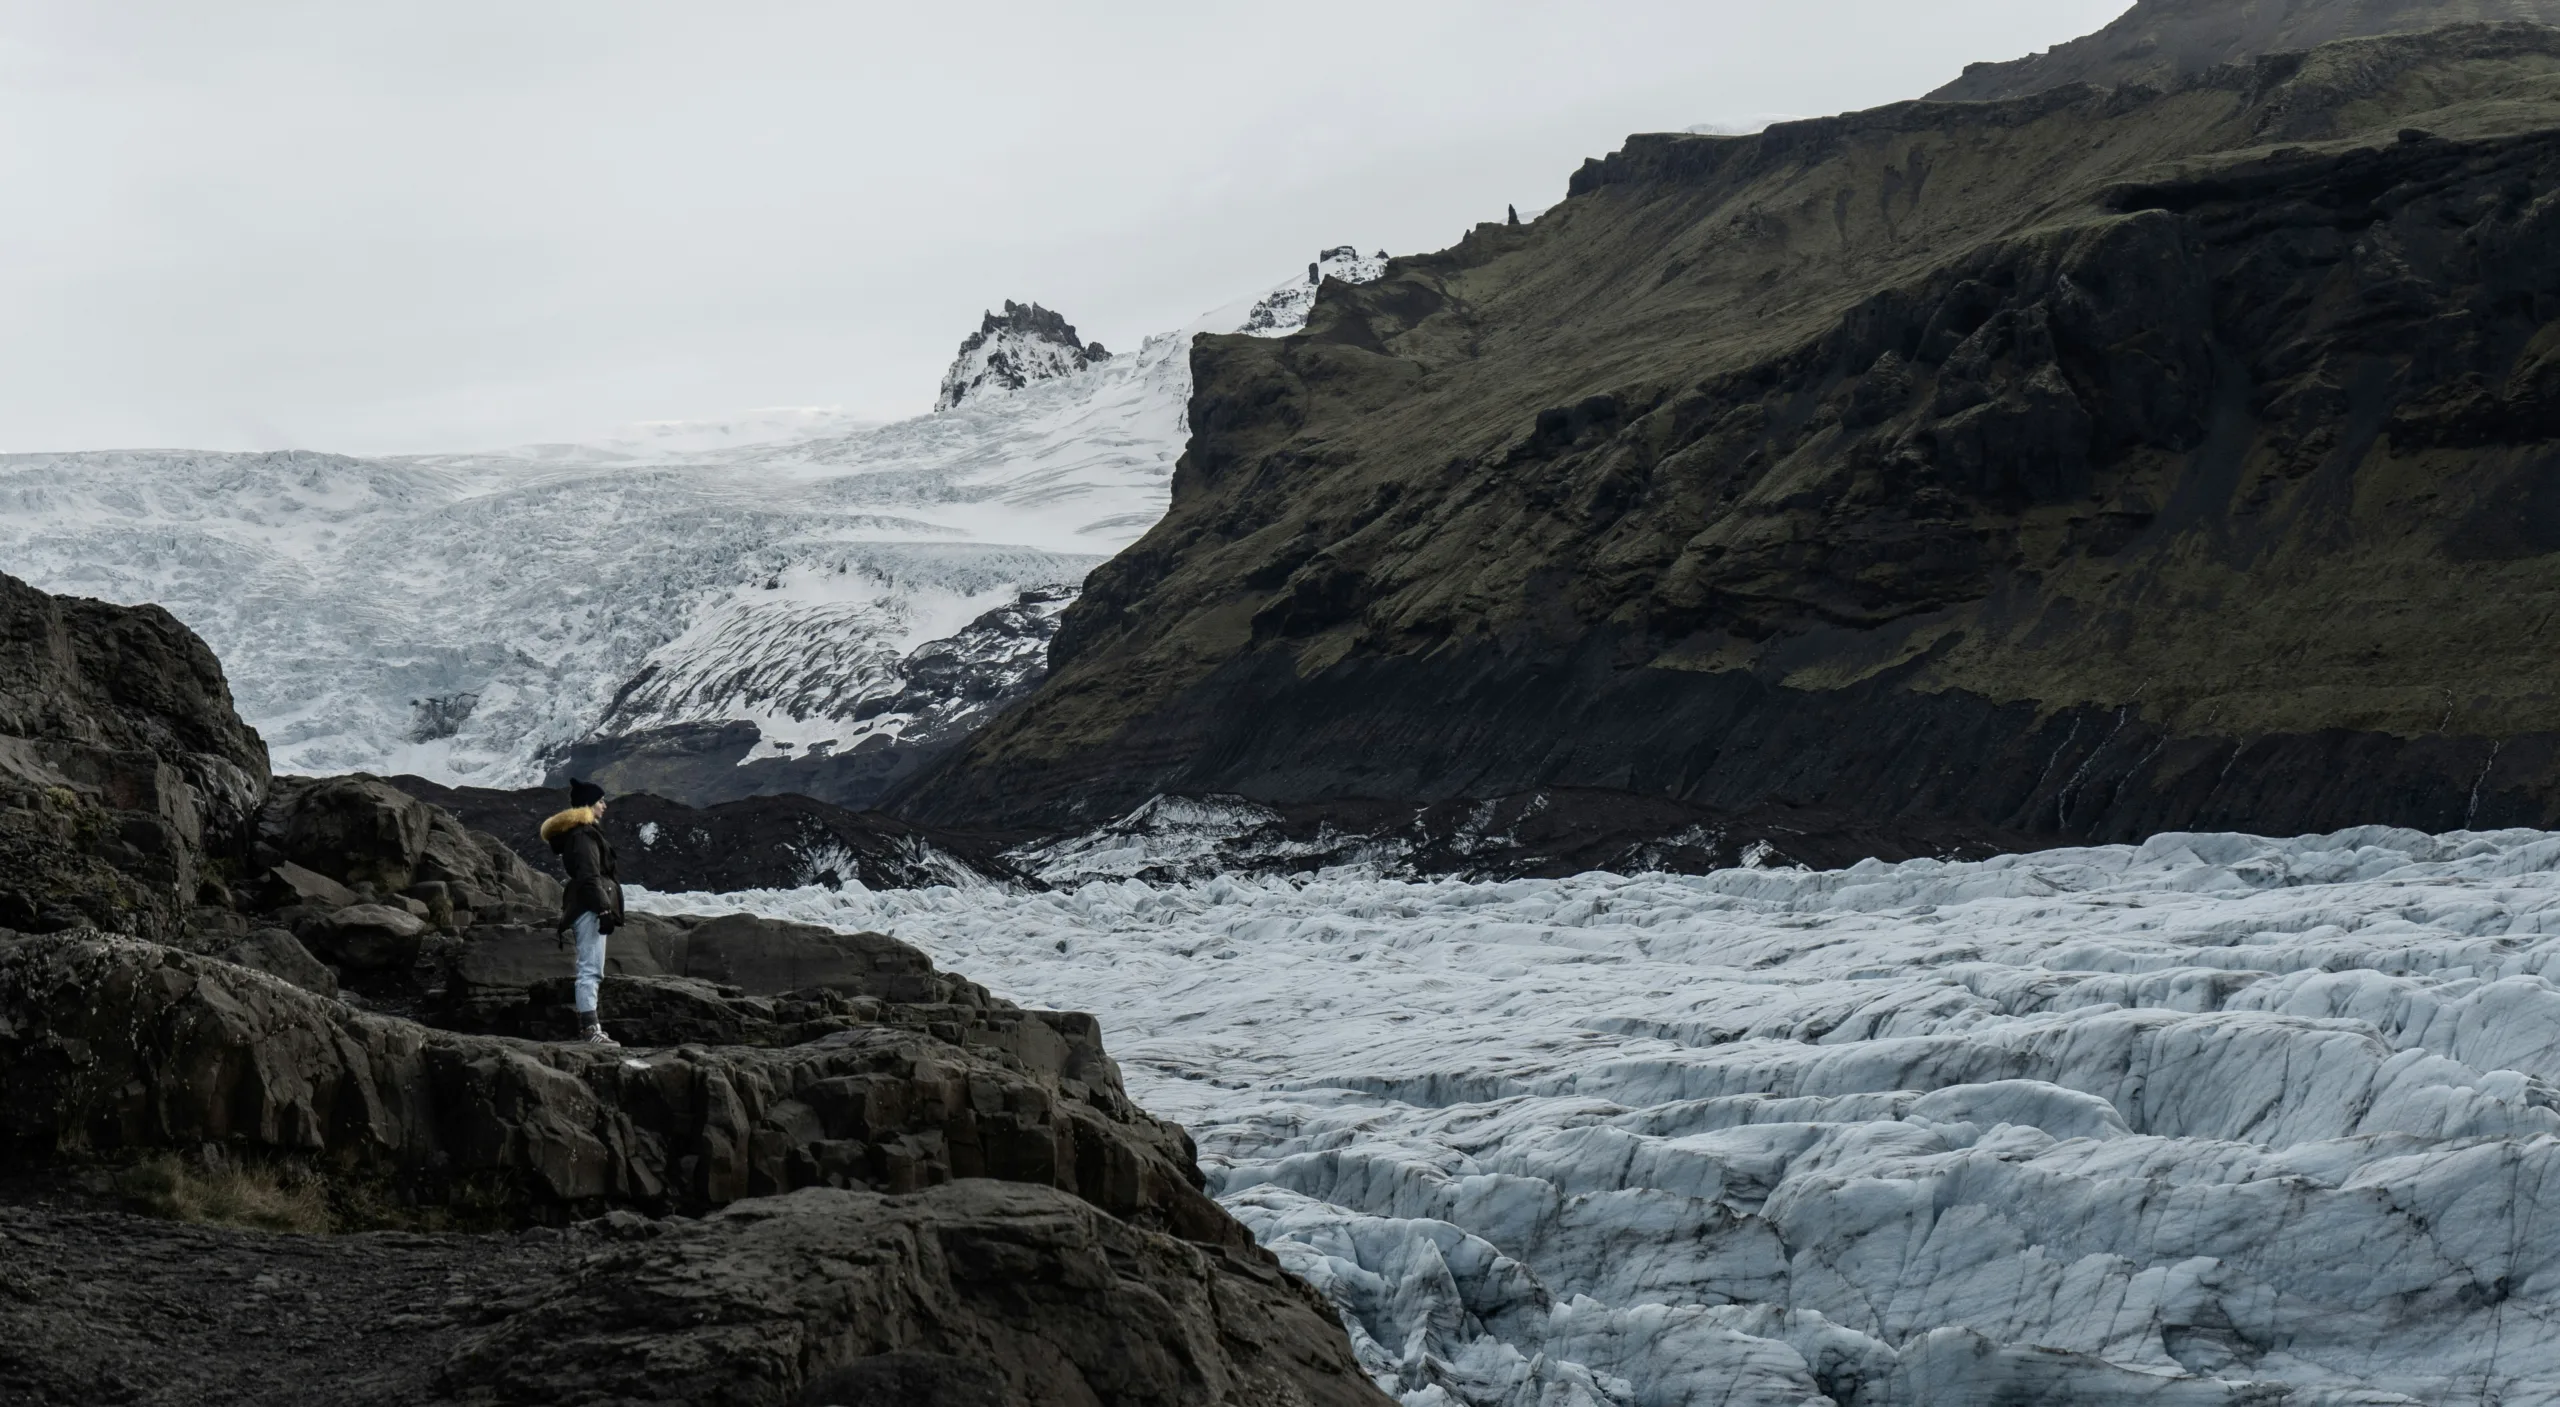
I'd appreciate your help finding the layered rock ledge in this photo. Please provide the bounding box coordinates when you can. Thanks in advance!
[0,932,1229,1236]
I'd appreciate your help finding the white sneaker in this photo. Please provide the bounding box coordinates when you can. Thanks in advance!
[579,1024,620,1047]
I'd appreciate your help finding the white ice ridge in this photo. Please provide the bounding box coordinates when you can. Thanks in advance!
[635,825,2560,1406]
[0,252,1381,786]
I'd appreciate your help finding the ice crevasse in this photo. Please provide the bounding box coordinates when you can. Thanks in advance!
[640,825,2560,1406]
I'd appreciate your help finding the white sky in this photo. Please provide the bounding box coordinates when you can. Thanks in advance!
[0,1,2133,455]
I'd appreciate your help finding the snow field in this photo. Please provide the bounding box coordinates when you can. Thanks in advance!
[636,826,2560,1406]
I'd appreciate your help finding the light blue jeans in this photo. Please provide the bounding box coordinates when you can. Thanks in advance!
[571,910,606,1017]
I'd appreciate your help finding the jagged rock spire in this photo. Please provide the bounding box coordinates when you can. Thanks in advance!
[935,300,1111,412]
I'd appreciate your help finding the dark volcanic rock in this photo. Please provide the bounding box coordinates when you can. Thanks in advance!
[0,932,1227,1237]
[220,926,339,998]
[0,578,1390,1405]
[444,1183,1385,1407]
[0,571,270,937]
[259,773,562,923]
[277,774,431,891]
[390,774,1021,892]
[431,911,1063,1051]
[0,921,1394,1405]
[0,1184,1388,1407]
[305,901,428,972]
[1930,0,2560,102]
[678,912,975,998]
[0,1196,571,1407]
[899,25,2560,846]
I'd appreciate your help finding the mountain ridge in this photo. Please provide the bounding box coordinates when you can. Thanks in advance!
[897,20,2560,843]
[1933,0,2560,101]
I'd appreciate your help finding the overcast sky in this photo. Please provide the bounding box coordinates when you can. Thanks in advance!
[0,1,2133,455]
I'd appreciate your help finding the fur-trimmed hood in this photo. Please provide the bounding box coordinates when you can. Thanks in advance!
[541,806,600,844]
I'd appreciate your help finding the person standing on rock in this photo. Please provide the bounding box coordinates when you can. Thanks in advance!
[542,779,625,1046]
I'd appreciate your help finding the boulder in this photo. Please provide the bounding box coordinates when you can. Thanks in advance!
[255,775,562,918]
[181,904,252,948]
[302,903,426,972]
[274,775,428,892]
[0,933,1224,1237]
[405,880,454,930]
[220,927,338,998]
[683,913,989,1004]
[418,809,560,911]
[440,1183,1390,1407]
[260,861,358,913]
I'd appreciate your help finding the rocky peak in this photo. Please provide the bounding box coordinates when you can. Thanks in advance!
[934,300,1111,412]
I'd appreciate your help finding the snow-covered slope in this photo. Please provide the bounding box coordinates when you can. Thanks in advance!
[644,825,2560,1406]
[0,252,1383,790]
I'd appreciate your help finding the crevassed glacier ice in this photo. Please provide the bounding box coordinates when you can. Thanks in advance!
[0,254,1377,786]
[637,825,2560,1406]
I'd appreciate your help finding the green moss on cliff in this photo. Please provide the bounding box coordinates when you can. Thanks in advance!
[906,23,2560,837]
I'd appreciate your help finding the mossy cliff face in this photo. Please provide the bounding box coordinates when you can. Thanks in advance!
[0,572,270,934]
[906,24,2560,840]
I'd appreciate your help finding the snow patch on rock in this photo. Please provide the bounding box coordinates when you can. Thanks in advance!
[1239,246,1391,338]
[935,300,1113,413]
[639,824,2560,1406]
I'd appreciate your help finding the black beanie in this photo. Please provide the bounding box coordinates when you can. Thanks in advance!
[569,778,605,809]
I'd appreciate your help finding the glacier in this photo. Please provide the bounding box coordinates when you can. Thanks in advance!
[0,255,1374,789]
[636,825,2560,1406]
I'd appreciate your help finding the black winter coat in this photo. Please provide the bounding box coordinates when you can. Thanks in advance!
[549,821,625,934]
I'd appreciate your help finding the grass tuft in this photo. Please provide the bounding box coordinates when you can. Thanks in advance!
[117,1153,334,1234]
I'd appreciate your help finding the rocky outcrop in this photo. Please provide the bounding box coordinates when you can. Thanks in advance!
[1930,0,2560,102]
[936,300,1113,412]
[900,22,2560,845]
[256,773,562,920]
[429,911,1098,1055]
[0,1184,1388,1407]
[0,572,1389,1403]
[208,771,577,1004]
[559,585,1078,813]
[1240,247,1392,338]
[0,571,270,937]
[0,931,1229,1240]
